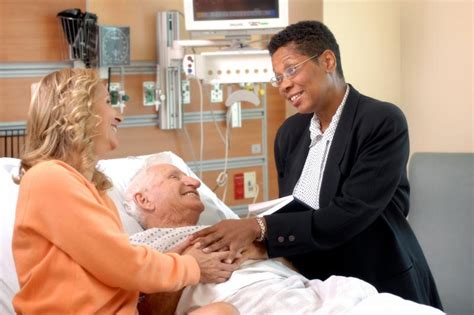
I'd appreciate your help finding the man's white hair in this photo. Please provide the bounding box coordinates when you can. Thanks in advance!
[123,154,175,227]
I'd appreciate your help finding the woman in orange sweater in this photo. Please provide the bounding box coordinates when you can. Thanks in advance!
[12,68,237,314]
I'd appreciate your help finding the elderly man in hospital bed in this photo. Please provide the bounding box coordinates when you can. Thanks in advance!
[124,155,444,315]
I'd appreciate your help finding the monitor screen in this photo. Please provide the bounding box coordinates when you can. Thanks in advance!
[184,0,288,36]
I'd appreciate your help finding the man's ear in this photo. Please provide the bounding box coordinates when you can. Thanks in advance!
[134,192,154,212]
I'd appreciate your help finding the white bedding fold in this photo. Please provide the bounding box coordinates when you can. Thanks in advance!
[130,227,444,315]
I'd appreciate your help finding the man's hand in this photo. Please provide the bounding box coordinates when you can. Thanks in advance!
[234,242,268,266]
[166,238,191,255]
[243,242,268,261]
[184,243,238,283]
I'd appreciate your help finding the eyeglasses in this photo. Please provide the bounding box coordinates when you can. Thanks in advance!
[270,53,321,87]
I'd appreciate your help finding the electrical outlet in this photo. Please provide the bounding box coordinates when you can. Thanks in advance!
[251,144,262,154]
[143,81,156,106]
[109,83,121,107]
[244,171,257,199]
[210,84,223,103]
[181,80,190,104]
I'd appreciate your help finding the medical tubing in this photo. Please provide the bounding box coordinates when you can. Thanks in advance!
[252,184,260,204]
[213,111,231,200]
[208,97,226,145]
[187,76,204,178]
[182,124,199,173]
[195,76,204,178]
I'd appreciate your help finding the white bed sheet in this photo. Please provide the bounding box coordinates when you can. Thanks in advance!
[132,227,445,315]
[0,159,20,315]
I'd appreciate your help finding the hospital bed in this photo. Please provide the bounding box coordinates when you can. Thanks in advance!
[0,152,236,315]
[1,152,444,314]
[0,128,25,158]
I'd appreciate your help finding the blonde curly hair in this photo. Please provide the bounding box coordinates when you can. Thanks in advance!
[17,68,112,192]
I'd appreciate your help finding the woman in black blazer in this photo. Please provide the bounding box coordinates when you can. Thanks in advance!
[192,20,442,309]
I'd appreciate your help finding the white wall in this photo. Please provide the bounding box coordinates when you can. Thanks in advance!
[324,0,401,108]
[401,0,473,153]
[323,0,473,154]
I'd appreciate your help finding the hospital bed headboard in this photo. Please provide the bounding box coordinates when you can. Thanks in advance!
[408,152,473,315]
[0,129,26,158]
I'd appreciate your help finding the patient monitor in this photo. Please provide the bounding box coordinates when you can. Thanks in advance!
[183,0,289,37]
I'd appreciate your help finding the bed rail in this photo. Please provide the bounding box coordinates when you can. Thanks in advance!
[0,128,26,158]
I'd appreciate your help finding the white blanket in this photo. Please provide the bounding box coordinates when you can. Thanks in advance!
[130,227,444,315]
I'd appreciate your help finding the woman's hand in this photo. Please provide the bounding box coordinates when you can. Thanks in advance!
[189,218,262,262]
[184,243,238,283]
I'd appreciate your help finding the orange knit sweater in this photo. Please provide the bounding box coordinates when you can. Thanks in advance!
[12,160,200,314]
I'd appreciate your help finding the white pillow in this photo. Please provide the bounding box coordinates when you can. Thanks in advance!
[0,152,238,315]
[97,151,238,235]
[0,158,20,315]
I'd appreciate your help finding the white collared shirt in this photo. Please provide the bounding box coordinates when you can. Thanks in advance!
[293,85,350,210]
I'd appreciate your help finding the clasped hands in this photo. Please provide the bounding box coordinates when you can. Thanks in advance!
[168,218,268,284]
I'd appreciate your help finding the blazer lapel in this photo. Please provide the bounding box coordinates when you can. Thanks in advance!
[319,85,360,207]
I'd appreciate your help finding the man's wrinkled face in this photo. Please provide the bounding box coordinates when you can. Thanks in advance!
[141,164,204,227]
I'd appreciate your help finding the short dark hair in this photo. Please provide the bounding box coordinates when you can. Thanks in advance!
[267,20,344,78]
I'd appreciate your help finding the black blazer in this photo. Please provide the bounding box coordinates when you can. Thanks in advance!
[265,85,442,309]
